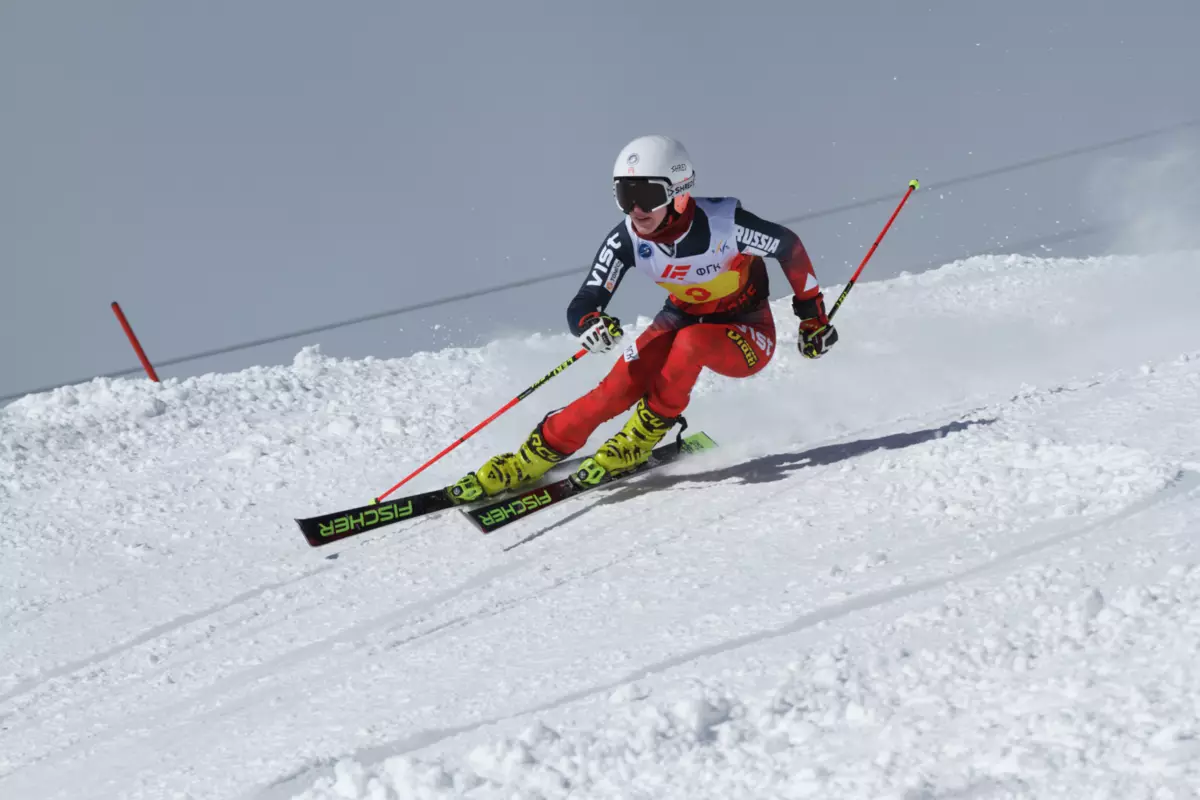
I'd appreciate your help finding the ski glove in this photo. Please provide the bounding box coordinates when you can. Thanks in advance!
[578,312,624,354]
[793,293,838,359]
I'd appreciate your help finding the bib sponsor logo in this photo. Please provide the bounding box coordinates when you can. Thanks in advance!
[657,268,743,304]
[660,263,720,281]
[660,263,689,281]
[637,242,653,259]
[734,225,780,255]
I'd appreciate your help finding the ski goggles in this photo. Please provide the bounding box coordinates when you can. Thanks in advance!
[613,175,693,214]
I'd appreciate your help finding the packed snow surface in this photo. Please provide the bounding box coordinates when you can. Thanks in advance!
[2,252,1200,799]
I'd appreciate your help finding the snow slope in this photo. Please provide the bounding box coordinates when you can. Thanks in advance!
[2,252,1200,799]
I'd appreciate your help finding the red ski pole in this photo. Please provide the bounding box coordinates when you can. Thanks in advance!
[374,348,588,503]
[827,179,919,321]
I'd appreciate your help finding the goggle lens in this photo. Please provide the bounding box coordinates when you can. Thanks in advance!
[613,178,670,214]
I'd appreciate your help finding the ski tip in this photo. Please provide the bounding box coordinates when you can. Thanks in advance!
[909,178,920,190]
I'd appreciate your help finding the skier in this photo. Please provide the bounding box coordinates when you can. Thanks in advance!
[450,134,837,502]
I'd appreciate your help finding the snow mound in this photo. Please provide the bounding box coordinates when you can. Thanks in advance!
[3,252,1200,800]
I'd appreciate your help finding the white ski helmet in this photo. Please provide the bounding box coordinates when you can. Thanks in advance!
[612,135,695,214]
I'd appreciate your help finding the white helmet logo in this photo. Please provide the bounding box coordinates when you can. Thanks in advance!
[626,153,640,166]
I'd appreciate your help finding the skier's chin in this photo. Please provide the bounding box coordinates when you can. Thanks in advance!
[630,209,664,235]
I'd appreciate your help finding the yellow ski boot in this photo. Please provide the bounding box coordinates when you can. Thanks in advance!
[575,398,677,486]
[448,423,566,504]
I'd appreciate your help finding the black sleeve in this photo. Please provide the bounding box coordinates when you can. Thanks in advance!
[565,222,635,336]
[733,206,823,307]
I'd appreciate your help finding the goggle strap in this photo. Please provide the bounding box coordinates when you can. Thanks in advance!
[667,175,695,198]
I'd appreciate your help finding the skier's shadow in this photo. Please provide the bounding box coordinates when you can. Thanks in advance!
[650,417,995,489]
[503,417,996,551]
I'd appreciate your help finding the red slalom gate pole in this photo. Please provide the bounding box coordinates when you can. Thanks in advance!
[827,179,920,321]
[111,302,161,382]
[374,347,589,503]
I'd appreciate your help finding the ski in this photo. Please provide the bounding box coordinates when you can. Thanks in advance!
[294,443,684,547]
[296,489,457,547]
[463,431,718,534]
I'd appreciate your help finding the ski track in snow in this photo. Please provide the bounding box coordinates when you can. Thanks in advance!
[2,253,1200,799]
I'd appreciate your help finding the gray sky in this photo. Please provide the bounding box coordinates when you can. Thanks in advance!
[2,0,1197,400]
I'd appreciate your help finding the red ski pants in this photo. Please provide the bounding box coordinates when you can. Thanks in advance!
[543,310,776,454]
